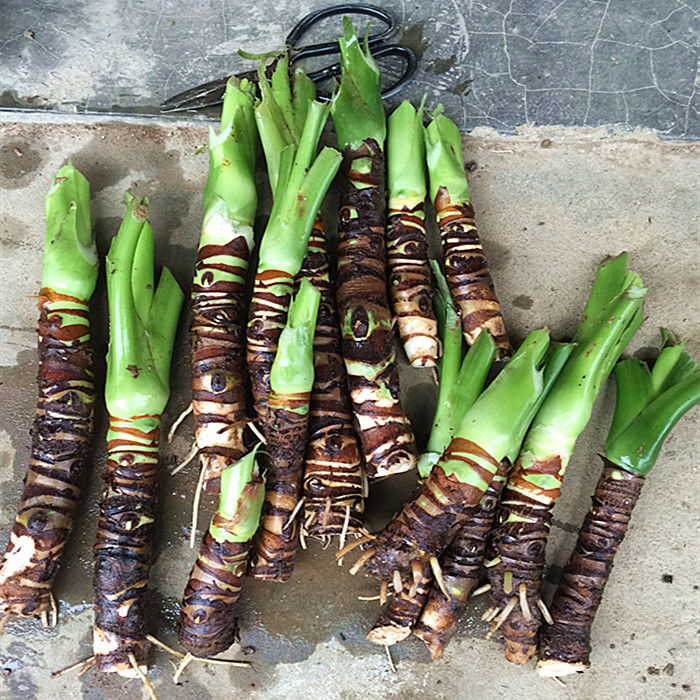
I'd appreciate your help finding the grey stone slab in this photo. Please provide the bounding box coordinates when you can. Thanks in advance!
[0,0,698,139]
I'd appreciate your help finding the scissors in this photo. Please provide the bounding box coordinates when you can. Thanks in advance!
[161,3,417,112]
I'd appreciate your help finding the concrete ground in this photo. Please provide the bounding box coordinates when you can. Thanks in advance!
[0,1,699,698]
[0,116,697,700]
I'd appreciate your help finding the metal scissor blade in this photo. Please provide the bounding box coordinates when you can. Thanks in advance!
[161,76,230,112]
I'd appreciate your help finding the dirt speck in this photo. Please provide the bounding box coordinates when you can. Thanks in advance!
[0,142,44,189]
[512,295,534,311]
[432,55,456,74]
[662,573,673,583]
[400,23,428,60]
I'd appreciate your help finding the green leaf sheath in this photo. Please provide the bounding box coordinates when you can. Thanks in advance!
[331,16,385,151]
[414,457,513,659]
[414,262,466,479]
[95,197,183,675]
[485,260,647,665]
[538,334,700,677]
[298,219,365,539]
[247,93,340,421]
[606,334,700,475]
[386,100,437,367]
[360,330,552,583]
[419,327,497,478]
[178,447,265,658]
[190,78,259,494]
[425,113,511,359]
[249,281,321,581]
[432,259,463,393]
[0,165,97,619]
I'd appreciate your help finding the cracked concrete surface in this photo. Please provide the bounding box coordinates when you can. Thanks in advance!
[0,118,697,699]
[0,0,698,138]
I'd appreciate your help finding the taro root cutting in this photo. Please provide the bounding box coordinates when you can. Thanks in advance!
[246,56,339,423]
[425,112,511,360]
[93,195,183,676]
[179,446,265,657]
[0,164,98,624]
[331,18,418,477]
[413,339,572,658]
[486,253,647,665]
[189,77,259,494]
[343,329,558,596]
[298,219,365,542]
[537,330,699,678]
[385,100,438,368]
[367,266,497,647]
[249,280,321,581]
[413,458,511,658]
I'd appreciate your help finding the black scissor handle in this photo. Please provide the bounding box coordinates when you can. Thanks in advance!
[287,3,395,61]
[307,43,417,101]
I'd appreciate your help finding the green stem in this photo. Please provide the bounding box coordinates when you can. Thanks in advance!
[431,260,462,392]
[270,278,321,396]
[424,112,470,207]
[330,16,386,149]
[419,330,496,477]
[42,163,98,300]
[440,329,553,482]
[258,147,342,276]
[105,194,184,419]
[204,77,258,228]
[520,270,647,470]
[387,100,427,208]
[572,252,628,345]
[606,331,700,475]
[505,342,574,463]
[213,444,266,542]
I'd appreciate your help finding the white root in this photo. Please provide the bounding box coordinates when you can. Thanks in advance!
[247,421,267,445]
[429,556,450,599]
[189,465,207,549]
[471,583,492,597]
[385,644,396,673]
[283,497,305,531]
[350,547,376,575]
[392,570,403,594]
[486,596,518,638]
[167,404,193,443]
[146,634,185,659]
[336,533,374,560]
[537,598,554,625]
[128,652,157,700]
[338,504,351,555]
[519,583,532,622]
[379,579,389,606]
[170,442,199,476]
[173,652,194,685]
[50,655,95,679]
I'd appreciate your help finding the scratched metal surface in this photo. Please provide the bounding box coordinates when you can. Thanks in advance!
[0,0,698,138]
[0,119,698,699]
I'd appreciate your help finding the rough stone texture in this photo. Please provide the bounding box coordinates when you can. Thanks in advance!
[0,0,698,138]
[0,119,698,699]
